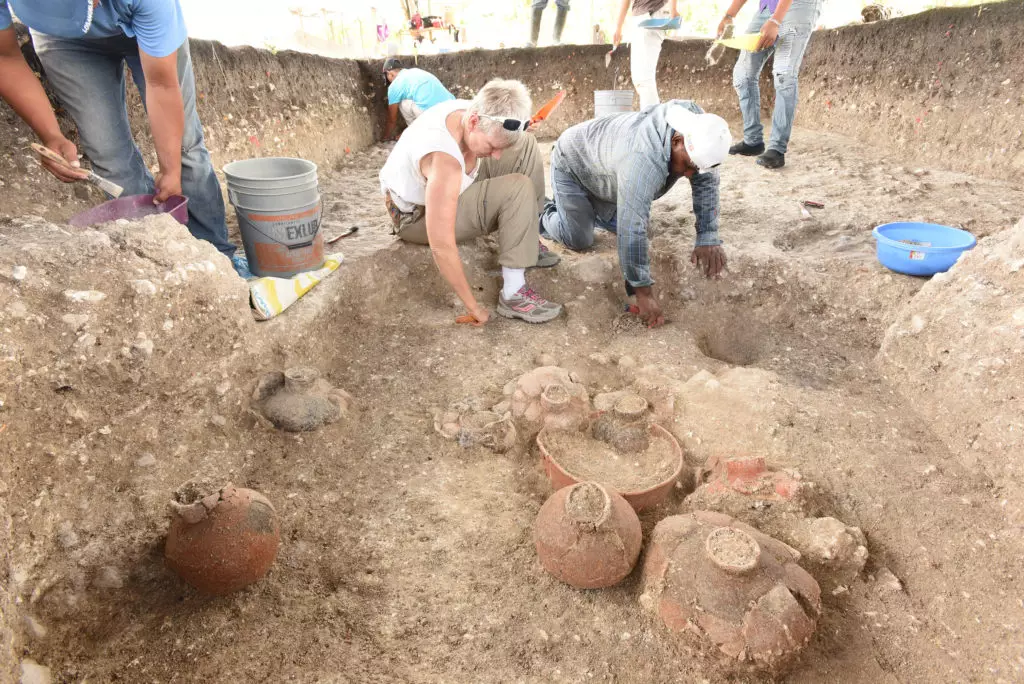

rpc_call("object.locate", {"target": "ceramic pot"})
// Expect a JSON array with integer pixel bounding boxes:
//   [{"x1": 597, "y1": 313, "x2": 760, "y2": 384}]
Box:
[
  {"x1": 254, "y1": 366, "x2": 351, "y2": 432},
  {"x1": 165, "y1": 484, "x2": 281, "y2": 595},
  {"x1": 534, "y1": 482, "x2": 642, "y2": 589}
]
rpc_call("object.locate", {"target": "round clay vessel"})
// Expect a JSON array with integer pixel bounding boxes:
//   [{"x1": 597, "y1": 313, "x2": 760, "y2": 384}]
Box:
[
  {"x1": 165, "y1": 484, "x2": 281, "y2": 595},
  {"x1": 254, "y1": 366, "x2": 348, "y2": 432},
  {"x1": 534, "y1": 482, "x2": 642, "y2": 589}
]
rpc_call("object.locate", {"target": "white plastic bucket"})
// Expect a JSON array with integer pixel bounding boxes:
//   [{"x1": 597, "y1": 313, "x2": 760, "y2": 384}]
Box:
[{"x1": 594, "y1": 90, "x2": 634, "y2": 118}]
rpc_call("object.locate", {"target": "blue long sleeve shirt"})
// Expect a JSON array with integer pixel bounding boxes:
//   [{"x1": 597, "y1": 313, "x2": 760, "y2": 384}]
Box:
[{"x1": 552, "y1": 100, "x2": 722, "y2": 288}]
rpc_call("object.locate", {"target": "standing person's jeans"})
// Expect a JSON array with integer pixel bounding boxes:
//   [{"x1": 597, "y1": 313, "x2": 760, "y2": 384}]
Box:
[
  {"x1": 631, "y1": 7, "x2": 671, "y2": 109},
  {"x1": 732, "y1": 0, "x2": 822, "y2": 154},
  {"x1": 532, "y1": 0, "x2": 570, "y2": 8},
  {"x1": 32, "y1": 33, "x2": 235, "y2": 258}
]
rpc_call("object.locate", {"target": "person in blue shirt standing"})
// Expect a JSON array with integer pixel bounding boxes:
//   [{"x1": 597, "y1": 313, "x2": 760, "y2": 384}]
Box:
[
  {"x1": 381, "y1": 58, "x2": 454, "y2": 141},
  {"x1": 0, "y1": 0, "x2": 252, "y2": 278}
]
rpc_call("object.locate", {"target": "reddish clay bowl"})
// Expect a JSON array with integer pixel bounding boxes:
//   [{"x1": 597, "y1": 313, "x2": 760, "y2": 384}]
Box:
[{"x1": 537, "y1": 415, "x2": 684, "y2": 512}]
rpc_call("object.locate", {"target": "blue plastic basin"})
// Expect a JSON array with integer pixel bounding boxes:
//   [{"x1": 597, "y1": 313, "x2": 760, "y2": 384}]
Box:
[
  {"x1": 871, "y1": 222, "x2": 977, "y2": 276},
  {"x1": 638, "y1": 16, "x2": 682, "y2": 30}
]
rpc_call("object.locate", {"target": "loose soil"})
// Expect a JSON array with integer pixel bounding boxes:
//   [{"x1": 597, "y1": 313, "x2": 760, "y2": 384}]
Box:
[
  {"x1": 2, "y1": 122, "x2": 1024, "y2": 683},
  {"x1": 706, "y1": 527, "x2": 760, "y2": 570},
  {"x1": 565, "y1": 483, "x2": 609, "y2": 523},
  {"x1": 545, "y1": 430, "x2": 679, "y2": 493}
]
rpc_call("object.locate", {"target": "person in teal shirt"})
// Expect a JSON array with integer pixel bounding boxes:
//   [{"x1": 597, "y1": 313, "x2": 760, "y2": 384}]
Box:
[
  {"x1": 382, "y1": 58, "x2": 455, "y2": 141},
  {"x1": 0, "y1": 0, "x2": 252, "y2": 277}
]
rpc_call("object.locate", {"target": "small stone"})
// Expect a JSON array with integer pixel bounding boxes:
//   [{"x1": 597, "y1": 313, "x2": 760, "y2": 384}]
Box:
[
  {"x1": 61, "y1": 313, "x2": 90, "y2": 331},
  {"x1": 909, "y1": 315, "x2": 926, "y2": 334},
  {"x1": 11, "y1": 265, "x2": 27, "y2": 282},
  {"x1": 98, "y1": 425, "x2": 112, "y2": 435},
  {"x1": 211, "y1": 415, "x2": 227, "y2": 427},
  {"x1": 617, "y1": 355, "x2": 636, "y2": 370},
  {"x1": 911, "y1": 168, "x2": 928, "y2": 177},
  {"x1": 22, "y1": 615, "x2": 47, "y2": 640},
  {"x1": 876, "y1": 567, "x2": 903, "y2": 594},
  {"x1": 573, "y1": 255, "x2": 616, "y2": 284},
  {"x1": 93, "y1": 566, "x2": 123, "y2": 589},
  {"x1": 135, "y1": 453, "x2": 157, "y2": 468},
  {"x1": 64, "y1": 290, "x2": 106, "y2": 303},
  {"x1": 131, "y1": 338, "x2": 154, "y2": 358},
  {"x1": 215, "y1": 380, "x2": 232, "y2": 396},
  {"x1": 74, "y1": 333, "x2": 97, "y2": 349},
  {"x1": 57, "y1": 522, "x2": 79, "y2": 549},
  {"x1": 19, "y1": 659, "x2": 51, "y2": 684},
  {"x1": 162, "y1": 319, "x2": 174, "y2": 331},
  {"x1": 922, "y1": 464, "x2": 937, "y2": 476},
  {"x1": 588, "y1": 353, "x2": 611, "y2": 365},
  {"x1": 130, "y1": 279, "x2": 157, "y2": 296},
  {"x1": 1012, "y1": 309, "x2": 1024, "y2": 326},
  {"x1": 492, "y1": 400, "x2": 511, "y2": 415},
  {"x1": 535, "y1": 353, "x2": 557, "y2": 367},
  {"x1": 7, "y1": 300, "x2": 28, "y2": 319}
]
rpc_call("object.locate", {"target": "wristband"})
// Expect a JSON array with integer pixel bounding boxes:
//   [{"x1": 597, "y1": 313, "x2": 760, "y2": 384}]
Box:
[
  {"x1": 724, "y1": 12, "x2": 735, "y2": 19},
  {"x1": 767, "y1": 17, "x2": 781, "y2": 27}
]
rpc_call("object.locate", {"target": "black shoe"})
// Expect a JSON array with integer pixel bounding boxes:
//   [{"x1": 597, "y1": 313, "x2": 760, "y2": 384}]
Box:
[
  {"x1": 756, "y1": 149, "x2": 785, "y2": 169},
  {"x1": 729, "y1": 141, "x2": 765, "y2": 156}
]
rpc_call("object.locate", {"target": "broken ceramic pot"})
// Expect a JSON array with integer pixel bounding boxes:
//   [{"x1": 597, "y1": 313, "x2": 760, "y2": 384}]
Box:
[
  {"x1": 640, "y1": 511, "x2": 822, "y2": 671},
  {"x1": 165, "y1": 484, "x2": 281, "y2": 595}
]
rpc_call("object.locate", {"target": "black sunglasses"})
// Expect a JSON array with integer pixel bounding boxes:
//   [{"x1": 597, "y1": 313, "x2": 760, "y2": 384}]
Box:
[{"x1": 480, "y1": 114, "x2": 530, "y2": 132}]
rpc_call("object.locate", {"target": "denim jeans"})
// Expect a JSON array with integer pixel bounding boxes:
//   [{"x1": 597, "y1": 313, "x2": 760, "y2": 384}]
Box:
[
  {"x1": 532, "y1": 0, "x2": 570, "y2": 9},
  {"x1": 33, "y1": 33, "x2": 235, "y2": 257},
  {"x1": 540, "y1": 155, "x2": 617, "y2": 252},
  {"x1": 731, "y1": 0, "x2": 822, "y2": 154}
]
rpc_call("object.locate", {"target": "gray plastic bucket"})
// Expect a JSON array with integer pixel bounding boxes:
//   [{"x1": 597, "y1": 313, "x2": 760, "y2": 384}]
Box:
[
  {"x1": 594, "y1": 90, "x2": 634, "y2": 118},
  {"x1": 223, "y1": 157, "x2": 324, "y2": 279}
]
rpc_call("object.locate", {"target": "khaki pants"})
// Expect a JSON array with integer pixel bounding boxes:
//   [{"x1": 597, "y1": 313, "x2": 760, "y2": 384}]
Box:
[{"x1": 397, "y1": 134, "x2": 546, "y2": 269}]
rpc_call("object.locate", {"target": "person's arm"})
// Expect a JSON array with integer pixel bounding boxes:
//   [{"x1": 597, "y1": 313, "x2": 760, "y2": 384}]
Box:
[
  {"x1": 421, "y1": 151, "x2": 488, "y2": 323},
  {"x1": 616, "y1": 157, "x2": 666, "y2": 327},
  {"x1": 138, "y1": 50, "x2": 184, "y2": 202},
  {"x1": 0, "y1": 28, "x2": 87, "y2": 182},
  {"x1": 612, "y1": 0, "x2": 630, "y2": 47},
  {"x1": 717, "y1": 0, "x2": 748, "y2": 37},
  {"x1": 383, "y1": 103, "x2": 400, "y2": 140},
  {"x1": 756, "y1": 0, "x2": 794, "y2": 50},
  {"x1": 668, "y1": 0, "x2": 679, "y2": 20},
  {"x1": 688, "y1": 169, "x2": 727, "y2": 277}
]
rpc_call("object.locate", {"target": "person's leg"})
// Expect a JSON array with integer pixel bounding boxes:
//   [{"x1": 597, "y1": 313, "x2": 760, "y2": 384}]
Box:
[
  {"x1": 553, "y1": 0, "x2": 570, "y2": 44},
  {"x1": 731, "y1": 8, "x2": 773, "y2": 150},
  {"x1": 459, "y1": 174, "x2": 562, "y2": 322},
  {"x1": 541, "y1": 161, "x2": 599, "y2": 252},
  {"x1": 32, "y1": 35, "x2": 154, "y2": 197},
  {"x1": 765, "y1": 0, "x2": 822, "y2": 156},
  {"x1": 125, "y1": 40, "x2": 236, "y2": 259},
  {"x1": 630, "y1": 11, "x2": 667, "y2": 109},
  {"x1": 477, "y1": 134, "x2": 545, "y2": 216},
  {"x1": 528, "y1": 0, "x2": 548, "y2": 47},
  {"x1": 398, "y1": 100, "x2": 424, "y2": 124}
]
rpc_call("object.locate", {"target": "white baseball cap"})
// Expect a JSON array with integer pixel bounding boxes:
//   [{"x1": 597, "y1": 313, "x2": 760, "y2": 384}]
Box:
[{"x1": 664, "y1": 105, "x2": 732, "y2": 174}]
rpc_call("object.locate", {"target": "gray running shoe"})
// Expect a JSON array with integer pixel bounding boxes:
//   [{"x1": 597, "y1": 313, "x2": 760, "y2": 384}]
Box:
[{"x1": 497, "y1": 286, "x2": 563, "y2": 324}]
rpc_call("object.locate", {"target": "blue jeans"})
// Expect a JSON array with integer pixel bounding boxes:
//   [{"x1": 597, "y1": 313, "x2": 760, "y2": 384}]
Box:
[
  {"x1": 532, "y1": 0, "x2": 570, "y2": 9},
  {"x1": 540, "y1": 158, "x2": 617, "y2": 251},
  {"x1": 33, "y1": 33, "x2": 235, "y2": 258},
  {"x1": 732, "y1": 0, "x2": 822, "y2": 154}
]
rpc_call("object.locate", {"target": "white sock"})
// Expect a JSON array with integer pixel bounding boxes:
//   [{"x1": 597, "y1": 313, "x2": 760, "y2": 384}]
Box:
[{"x1": 501, "y1": 267, "x2": 526, "y2": 299}]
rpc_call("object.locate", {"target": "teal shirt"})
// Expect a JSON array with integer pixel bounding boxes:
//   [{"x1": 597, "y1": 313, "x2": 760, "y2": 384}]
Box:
[
  {"x1": 0, "y1": 0, "x2": 188, "y2": 58},
  {"x1": 387, "y1": 68, "x2": 454, "y2": 111}
]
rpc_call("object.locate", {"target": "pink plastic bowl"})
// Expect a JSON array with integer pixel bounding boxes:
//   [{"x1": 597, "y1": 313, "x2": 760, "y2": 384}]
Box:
[{"x1": 68, "y1": 194, "x2": 189, "y2": 228}]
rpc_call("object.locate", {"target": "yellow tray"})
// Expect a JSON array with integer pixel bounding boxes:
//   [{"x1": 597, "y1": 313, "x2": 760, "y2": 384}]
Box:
[{"x1": 715, "y1": 33, "x2": 763, "y2": 51}]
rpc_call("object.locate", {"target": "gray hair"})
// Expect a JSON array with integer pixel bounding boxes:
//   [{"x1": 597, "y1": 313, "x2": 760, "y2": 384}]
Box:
[{"x1": 465, "y1": 79, "x2": 533, "y2": 147}]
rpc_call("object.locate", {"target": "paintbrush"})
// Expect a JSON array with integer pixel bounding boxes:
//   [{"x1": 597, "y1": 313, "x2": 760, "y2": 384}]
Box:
[{"x1": 30, "y1": 143, "x2": 124, "y2": 198}]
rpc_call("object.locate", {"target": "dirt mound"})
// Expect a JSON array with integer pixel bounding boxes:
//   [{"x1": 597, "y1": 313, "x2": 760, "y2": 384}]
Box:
[{"x1": 878, "y1": 217, "x2": 1024, "y2": 505}]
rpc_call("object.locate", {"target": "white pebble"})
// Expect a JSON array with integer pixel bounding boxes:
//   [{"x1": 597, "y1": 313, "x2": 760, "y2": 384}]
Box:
[
  {"x1": 22, "y1": 615, "x2": 47, "y2": 640},
  {"x1": 64, "y1": 290, "x2": 106, "y2": 303},
  {"x1": 135, "y1": 453, "x2": 157, "y2": 468},
  {"x1": 93, "y1": 566, "x2": 124, "y2": 589},
  {"x1": 131, "y1": 338, "x2": 154, "y2": 358},
  {"x1": 162, "y1": 319, "x2": 174, "y2": 331},
  {"x1": 11, "y1": 265, "x2": 27, "y2": 282},
  {"x1": 19, "y1": 659, "x2": 51, "y2": 684},
  {"x1": 130, "y1": 279, "x2": 157, "y2": 296},
  {"x1": 909, "y1": 315, "x2": 926, "y2": 334}
]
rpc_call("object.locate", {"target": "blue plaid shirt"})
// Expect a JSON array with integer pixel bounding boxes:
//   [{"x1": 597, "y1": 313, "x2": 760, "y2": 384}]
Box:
[{"x1": 552, "y1": 100, "x2": 721, "y2": 288}]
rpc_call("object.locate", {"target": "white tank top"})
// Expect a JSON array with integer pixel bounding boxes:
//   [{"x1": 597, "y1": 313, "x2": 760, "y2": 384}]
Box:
[{"x1": 379, "y1": 99, "x2": 479, "y2": 212}]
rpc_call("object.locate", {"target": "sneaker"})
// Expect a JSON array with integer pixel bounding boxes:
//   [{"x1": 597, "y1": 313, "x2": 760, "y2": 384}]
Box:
[
  {"x1": 756, "y1": 149, "x2": 786, "y2": 169},
  {"x1": 533, "y1": 240, "x2": 561, "y2": 268},
  {"x1": 497, "y1": 286, "x2": 563, "y2": 324},
  {"x1": 231, "y1": 254, "x2": 257, "y2": 280},
  {"x1": 729, "y1": 141, "x2": 765, "y2": 156}
]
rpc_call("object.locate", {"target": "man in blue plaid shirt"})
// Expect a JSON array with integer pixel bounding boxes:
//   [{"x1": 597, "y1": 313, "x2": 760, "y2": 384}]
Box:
[{"x1": 541, "y1": 101, "x2": 731, "y2": 327}]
